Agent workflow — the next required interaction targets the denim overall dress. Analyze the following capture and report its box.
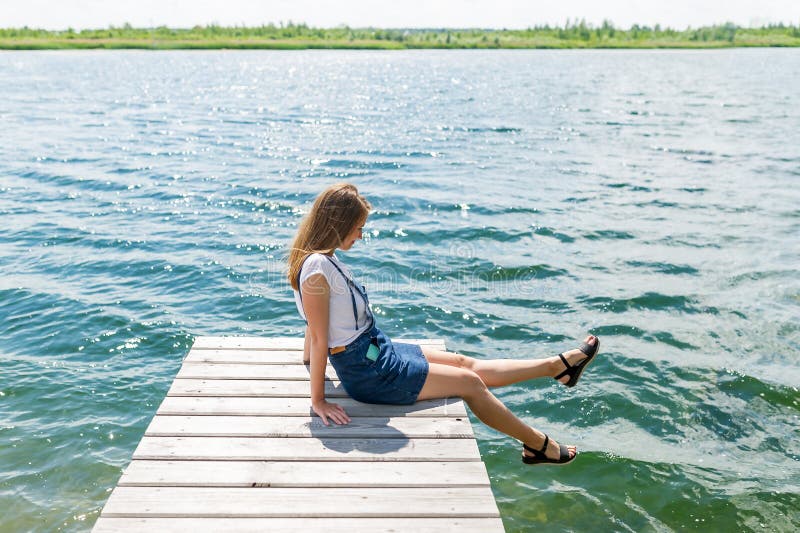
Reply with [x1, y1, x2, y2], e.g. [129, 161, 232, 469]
[297, 255, 429, 405]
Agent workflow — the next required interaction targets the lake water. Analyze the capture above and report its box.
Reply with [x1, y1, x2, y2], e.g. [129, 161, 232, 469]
[1, 49, 798, 532]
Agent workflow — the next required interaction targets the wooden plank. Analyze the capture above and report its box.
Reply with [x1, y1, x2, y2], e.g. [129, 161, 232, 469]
[145, 416, 474, 438]
[132, 436, 482, 462]
[99, 486, 501, 518]
[176, 363, 328, 380]
[183, 346, 447, 364]
[168, 379, 347, 398]
[93, 517, 505, 532]
[183, 349, 308, 364]
[192, 336, 446, 351]
[118, 460, 491, 488]
[157, 396, 468, 417]
[192, 337, 305, 350]
[179, 360, 454, 380]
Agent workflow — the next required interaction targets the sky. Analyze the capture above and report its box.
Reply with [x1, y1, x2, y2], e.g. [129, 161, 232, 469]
[2, 0, 799, 31]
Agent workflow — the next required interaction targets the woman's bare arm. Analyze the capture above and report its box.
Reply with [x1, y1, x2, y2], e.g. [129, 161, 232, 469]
[301, 273, 351, 426]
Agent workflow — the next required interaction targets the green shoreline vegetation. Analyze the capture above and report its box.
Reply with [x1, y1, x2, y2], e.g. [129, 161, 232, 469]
[1, 21, 800, 50]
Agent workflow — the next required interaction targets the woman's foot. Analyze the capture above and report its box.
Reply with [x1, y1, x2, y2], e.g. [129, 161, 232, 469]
[522, 434, 577, 465]
[553, 335, 599, 386]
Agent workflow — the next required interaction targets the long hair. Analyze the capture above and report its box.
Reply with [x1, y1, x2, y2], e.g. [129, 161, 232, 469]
[287, 183, 372, 290]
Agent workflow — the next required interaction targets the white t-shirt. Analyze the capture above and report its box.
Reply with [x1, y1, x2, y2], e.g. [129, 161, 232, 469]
[294, 253, 371, 347]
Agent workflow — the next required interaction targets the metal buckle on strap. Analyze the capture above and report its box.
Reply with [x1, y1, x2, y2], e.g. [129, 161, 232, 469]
[329, 345, 346, 355]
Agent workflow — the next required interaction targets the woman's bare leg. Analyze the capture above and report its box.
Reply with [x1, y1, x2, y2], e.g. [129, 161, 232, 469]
[416, 362, 576, 461]
[421, 335, 597, 388]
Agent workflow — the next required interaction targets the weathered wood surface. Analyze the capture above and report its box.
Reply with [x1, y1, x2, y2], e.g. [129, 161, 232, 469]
[145, 415, 474, 438]
[157, 396, 467, 417]
[100, 486, 500, 518]
[133, 436, 482, 461]
[167, 378, 347, 397]
[190, 336, 446, 351]
[93, 518, 503, 532]
[93, 336, 503, 532]
[118, 460, 493, 488]
[176, 362, 344, 380]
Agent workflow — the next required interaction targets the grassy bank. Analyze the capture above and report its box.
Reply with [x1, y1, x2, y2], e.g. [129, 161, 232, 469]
[2, 22, 800, 49]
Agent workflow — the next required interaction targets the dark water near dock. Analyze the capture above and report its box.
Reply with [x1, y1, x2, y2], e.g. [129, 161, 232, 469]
[1, 49, 798, 531]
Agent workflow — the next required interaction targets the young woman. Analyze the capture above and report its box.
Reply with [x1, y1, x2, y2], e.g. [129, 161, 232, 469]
[288, 183, 600, 466]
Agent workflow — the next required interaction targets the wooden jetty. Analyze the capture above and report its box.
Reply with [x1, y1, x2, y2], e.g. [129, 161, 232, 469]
[93, 336, 504, 532]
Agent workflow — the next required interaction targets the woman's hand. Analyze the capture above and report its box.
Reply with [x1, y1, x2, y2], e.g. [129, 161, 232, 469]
[312, 399, 351, 426]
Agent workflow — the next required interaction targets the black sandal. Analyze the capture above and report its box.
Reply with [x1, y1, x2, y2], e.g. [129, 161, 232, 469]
[554, 336, 600, 388]
[522, 434, 576, 465]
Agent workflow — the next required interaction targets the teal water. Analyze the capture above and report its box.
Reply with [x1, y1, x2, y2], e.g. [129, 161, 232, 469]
[1, 49, 798, 532]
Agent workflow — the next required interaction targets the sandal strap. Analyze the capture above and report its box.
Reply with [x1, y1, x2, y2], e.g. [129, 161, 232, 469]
[522, 434, 550, 456]
[540, 435, 550, 454]
[522, 442, 537, 454]
[554, 353, 572, 380]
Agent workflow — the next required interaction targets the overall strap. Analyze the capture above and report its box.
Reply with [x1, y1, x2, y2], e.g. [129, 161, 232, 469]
[323, 255, 366, 330]
[295, 255, 311, 325]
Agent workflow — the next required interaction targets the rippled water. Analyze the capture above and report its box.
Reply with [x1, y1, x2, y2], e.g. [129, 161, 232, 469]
[1, 49, 798, 532]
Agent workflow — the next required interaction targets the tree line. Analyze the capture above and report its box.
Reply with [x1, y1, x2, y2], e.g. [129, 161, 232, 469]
[1, 20, 799, 48]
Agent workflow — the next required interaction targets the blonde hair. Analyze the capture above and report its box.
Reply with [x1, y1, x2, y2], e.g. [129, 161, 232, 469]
[287, 183, 372, 290]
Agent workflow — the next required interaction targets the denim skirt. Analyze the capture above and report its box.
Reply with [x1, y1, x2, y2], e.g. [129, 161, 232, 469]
[327, 325, 429, 405]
